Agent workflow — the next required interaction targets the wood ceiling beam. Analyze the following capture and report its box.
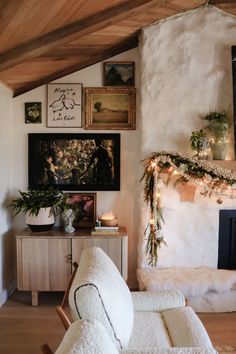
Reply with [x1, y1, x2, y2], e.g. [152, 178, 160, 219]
[13, 34, 139, 97]
[210, 0, 236, 4]
[0, 0, 165, 73]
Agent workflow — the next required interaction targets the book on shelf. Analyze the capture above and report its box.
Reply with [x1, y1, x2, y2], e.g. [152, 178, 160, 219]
[91, 226, 119, 236]
[94, 226, 119, 231]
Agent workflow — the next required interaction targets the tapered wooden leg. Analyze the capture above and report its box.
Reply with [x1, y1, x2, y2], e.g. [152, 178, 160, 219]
[32, 291, 38, 306]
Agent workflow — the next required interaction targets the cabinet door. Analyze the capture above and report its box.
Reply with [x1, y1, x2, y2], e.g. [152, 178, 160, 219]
[17, 238, 71, 291]
[72, 238, 122, 274]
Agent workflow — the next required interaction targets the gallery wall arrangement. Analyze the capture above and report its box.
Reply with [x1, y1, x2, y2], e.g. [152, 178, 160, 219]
[24, 61, 136, 131]
[22, 60, 136, 226]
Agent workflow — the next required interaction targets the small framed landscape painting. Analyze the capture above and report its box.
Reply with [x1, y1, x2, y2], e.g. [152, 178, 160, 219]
[84, 87, 136, 130]
[25, 102, 42, 124]
[47, 83, 82, 128]
[28, 133, 120, 191]
[66, 193, 96, 228]
[103, 61, 135, 86]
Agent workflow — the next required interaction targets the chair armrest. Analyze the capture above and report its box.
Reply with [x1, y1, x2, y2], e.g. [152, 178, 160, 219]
[131, 290, 185, 312]
[121, 349, 217, 354]
[55, 319, 119, 354]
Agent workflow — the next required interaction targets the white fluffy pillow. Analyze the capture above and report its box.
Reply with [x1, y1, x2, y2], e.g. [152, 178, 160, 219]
[69, 247, 134, 349]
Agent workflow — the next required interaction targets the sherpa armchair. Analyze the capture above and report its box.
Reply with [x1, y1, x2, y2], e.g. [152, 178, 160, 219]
[57, 247, 216, 354]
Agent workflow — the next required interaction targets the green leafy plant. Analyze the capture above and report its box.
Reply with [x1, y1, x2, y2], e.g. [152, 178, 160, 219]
[9, 188, 65, 217]
[200, 110, 228, 123]
[190, 129, 208, 152]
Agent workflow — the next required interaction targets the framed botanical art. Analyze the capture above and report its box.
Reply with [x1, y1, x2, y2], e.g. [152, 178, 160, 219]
[66, 193, 96, 228]
[25, 102, 42, 124]
[103, 61, 135, 86]
[47, 83, 82, 128]
[84, 87, 136, 130]
[28, 133, 120, 191]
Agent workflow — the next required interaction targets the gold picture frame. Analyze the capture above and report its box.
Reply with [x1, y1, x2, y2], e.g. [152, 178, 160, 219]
[84, 87, 136, 130]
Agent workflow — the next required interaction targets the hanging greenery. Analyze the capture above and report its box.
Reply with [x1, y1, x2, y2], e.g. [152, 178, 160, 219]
[141, 151, 236, 266]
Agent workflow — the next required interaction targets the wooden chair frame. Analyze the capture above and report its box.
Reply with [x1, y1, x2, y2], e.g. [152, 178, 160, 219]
[40, 262, 78, 353]
[56, 261, 78, 330]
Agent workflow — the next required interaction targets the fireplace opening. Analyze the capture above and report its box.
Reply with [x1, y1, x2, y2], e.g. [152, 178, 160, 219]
[218, 210, 236, 269]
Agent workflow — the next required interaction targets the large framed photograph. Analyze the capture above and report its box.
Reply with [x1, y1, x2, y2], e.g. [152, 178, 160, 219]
[103, 61, 135, 86]
[67, 193, 96, 228]
[28, 133, 120, 191]
[47, 83, 82, 127]
[84, 87, 136, 130]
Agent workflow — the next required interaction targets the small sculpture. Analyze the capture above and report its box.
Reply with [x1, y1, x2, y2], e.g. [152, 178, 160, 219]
[63, 208, 75, 233]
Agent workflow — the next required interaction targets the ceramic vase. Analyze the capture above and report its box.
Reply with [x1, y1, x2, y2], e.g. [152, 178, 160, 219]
[62, 208, 75, 233]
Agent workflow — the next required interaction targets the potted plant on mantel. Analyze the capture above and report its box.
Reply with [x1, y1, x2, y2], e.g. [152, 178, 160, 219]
[9, 188, 64, 232]
[201, 110, 229, 160]
[190, 129, 209, 160]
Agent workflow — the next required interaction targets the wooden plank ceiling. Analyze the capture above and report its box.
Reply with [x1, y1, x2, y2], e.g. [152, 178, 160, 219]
[0, 0, 235, 97]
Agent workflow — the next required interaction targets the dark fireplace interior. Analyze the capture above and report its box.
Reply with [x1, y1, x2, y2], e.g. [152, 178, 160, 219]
[218, 210, 236, 269]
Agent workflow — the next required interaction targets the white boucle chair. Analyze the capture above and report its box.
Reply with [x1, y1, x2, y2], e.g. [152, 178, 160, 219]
[66, 247, 216, 354]
[53, 319, 217, 354]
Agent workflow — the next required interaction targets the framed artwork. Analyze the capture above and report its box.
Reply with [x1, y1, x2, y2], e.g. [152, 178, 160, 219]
[67, 193, 96, 228]
[47, 83, 82, 128]
[25, 102, 42, 124]
[28, 133, 120, 191]
[103, 61, 135, 86]
[84, 87, 136, 130]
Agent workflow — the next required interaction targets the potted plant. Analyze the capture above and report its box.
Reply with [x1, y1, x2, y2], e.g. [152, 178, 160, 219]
[201, 110, 229, 160]
[9, 188, 64, 231]
[190, 129, 209, 159]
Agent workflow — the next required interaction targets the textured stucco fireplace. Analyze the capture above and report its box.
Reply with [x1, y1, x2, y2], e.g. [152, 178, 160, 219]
[137, 5, 236, 312]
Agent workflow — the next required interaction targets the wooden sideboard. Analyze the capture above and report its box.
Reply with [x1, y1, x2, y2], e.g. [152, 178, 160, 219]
[15, 227, 128, 306]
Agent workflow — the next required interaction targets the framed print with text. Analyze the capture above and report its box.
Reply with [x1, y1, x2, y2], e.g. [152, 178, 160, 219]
[47, 83, 82, 128]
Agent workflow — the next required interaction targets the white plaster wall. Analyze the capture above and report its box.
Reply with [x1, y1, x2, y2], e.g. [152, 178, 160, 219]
[11, 48, 141, 288]
[0, 84, 14, 305]
[139, 6, 236, 268]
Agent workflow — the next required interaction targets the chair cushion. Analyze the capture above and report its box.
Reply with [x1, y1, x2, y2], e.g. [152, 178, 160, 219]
[162, 307, 213, 348]
[55, 319, 119, 354]
[127, 312, 172, 350]
[68, 247, 134, 349]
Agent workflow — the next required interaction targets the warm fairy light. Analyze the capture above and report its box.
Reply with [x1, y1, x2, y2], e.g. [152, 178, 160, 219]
[156, 192, 161, 198]
[149, 219, 154, 225]
[150, 161, 157, 168]
[172, 169, 179, 175]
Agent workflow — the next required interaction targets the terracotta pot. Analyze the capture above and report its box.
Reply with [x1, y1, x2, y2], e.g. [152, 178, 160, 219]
[26, 207, 55, 232]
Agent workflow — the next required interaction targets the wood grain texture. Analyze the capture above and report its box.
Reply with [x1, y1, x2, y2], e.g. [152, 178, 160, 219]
[0, 0, 218, 95]
[72, 237, 122, 273]
[17, 238, 71, 291]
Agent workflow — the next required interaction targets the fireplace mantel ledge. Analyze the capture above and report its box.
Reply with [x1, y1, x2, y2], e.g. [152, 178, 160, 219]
[212, 160, 236, 170]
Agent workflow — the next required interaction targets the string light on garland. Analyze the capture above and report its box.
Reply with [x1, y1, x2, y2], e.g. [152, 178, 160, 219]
[141, 151, 236, 267]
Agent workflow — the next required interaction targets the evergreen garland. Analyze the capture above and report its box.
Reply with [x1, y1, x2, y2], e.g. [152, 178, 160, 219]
[141, 151, 236, 266]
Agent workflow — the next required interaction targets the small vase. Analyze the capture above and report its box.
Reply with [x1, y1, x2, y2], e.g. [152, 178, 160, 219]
[209, 121, 228, 160]
[210, 138, 228, 160]
[62, 209, 75, 233]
